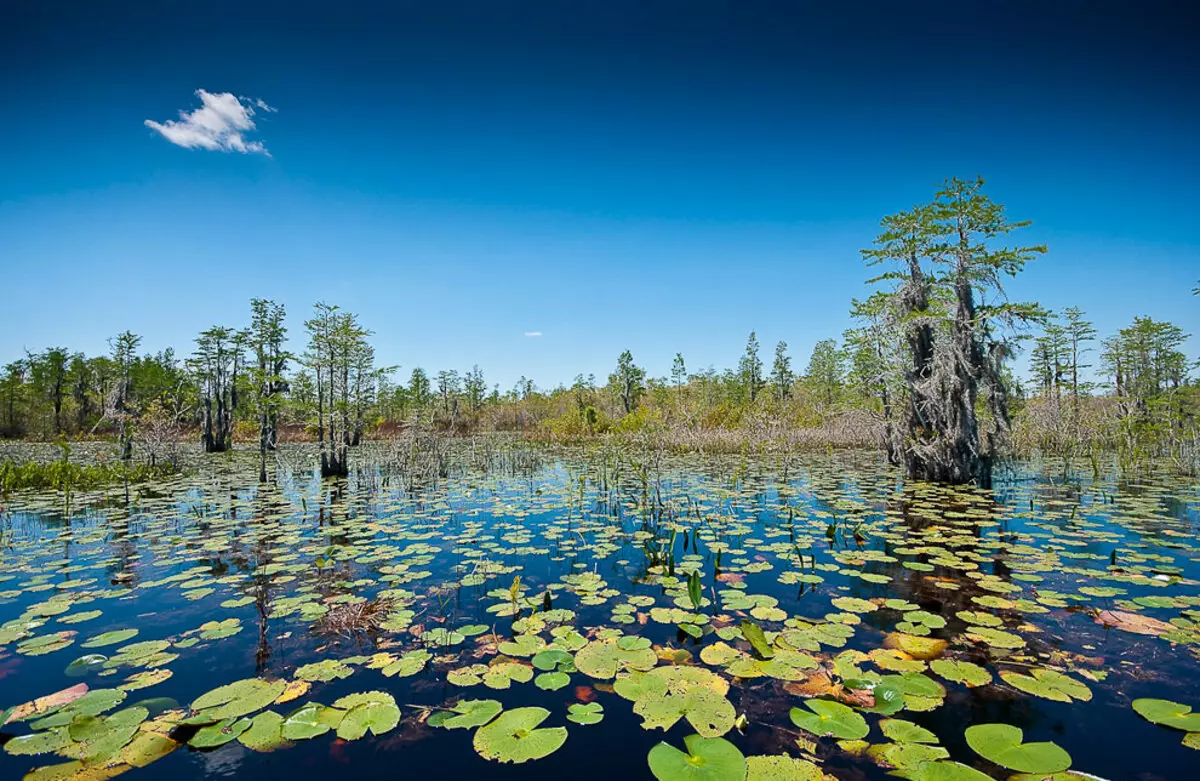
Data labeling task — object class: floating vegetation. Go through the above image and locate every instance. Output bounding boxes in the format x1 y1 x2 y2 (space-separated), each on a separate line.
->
0 444 1198 780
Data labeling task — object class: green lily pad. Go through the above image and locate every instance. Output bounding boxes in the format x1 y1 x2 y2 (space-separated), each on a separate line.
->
567 702 604 725
238 711 288 752
435 699 503 730
81 629 138 648
535 671 571 691
789 699 869 740
616 666 736 738
190 678 287 721
335 693 400 740
744 754 828 781
880 718 938 744
120 730 178 767
4 727 71 755
648 735 747 781
929 659 992 688
281 703 343 741
532 648 574 671
574 639 658 679
965 723 1071 774
894 761 994 780
295 659 354 682
189 717 252 748
1132 698 1200 732
472 707 568 763
1000 669 1091 703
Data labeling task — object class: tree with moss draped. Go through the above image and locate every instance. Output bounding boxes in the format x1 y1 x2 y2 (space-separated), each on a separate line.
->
862 177 1045 485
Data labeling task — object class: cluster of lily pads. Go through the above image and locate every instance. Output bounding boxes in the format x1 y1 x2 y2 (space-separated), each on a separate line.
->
1 445 1198 781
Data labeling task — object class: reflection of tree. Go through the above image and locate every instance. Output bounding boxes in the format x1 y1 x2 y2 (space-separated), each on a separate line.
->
106 508 139 588
251 482 287 674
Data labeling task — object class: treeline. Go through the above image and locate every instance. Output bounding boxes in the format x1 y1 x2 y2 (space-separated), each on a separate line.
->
2 180 1196 480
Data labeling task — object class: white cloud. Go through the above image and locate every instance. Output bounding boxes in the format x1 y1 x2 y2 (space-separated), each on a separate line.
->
524 331 543 338
145 90 272 155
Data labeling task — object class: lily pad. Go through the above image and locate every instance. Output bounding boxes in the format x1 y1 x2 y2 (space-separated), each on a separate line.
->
472 706 568 764
238 711 288 752
789 699 869 740
965 723 1071 774
567 702 604 725
574 639 658 679
648 735 747 781
1000 669 1091 703
1131 698 1200 732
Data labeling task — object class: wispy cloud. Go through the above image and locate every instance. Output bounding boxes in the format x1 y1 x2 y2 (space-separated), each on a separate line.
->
145 90 273 155
524 331 543 338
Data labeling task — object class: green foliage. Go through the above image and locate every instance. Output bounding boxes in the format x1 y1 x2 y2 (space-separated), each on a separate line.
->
0 456 178 496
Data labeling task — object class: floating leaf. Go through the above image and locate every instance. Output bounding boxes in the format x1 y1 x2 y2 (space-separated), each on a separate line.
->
616 666 736 738
189 717 252 748
4 727 71 755
4 683 89 724
574 639 658 679
295 659 354 682
436 699 503 730
648 735 747 781
789 700 869 740
1000 669 1091 703
190 678 287 721
238 711 288 752
281 703 340 741
1132 698 1200 732
880 718 938 744
535 671 571 691
965 723 1071 774
472 707 568 763
81 629 138 649
929 659 992 688
745 754 830 781
567 702 604 725
1096 610 1173 636
335 693 400 740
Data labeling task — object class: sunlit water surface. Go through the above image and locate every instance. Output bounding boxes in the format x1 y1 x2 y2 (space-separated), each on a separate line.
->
1 445 1198 781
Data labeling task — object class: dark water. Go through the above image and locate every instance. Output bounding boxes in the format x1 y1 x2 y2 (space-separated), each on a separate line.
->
1 446 1198 780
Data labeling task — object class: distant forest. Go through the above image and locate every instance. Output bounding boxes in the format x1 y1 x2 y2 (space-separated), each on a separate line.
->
3 180 1197 481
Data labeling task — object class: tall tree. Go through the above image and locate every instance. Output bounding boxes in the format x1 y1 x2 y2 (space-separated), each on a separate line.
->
192 326 242 454
0 361 27 437
1062 306 1096 419
27 347 71 435
738 331 764 402
609 350 646 414
1031 316 1068 398
845 292 898 461
303 303 374 477
805 339 843 406
408 367 431 409
247 299 288 481
862 177 1044 485
769 341 793 402
110 331 142 459
671 353 687 389
436 369 461 413
464 365 487 412
69 354 94 432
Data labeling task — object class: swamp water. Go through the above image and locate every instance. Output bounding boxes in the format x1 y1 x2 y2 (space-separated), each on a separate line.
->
1 445 1198 781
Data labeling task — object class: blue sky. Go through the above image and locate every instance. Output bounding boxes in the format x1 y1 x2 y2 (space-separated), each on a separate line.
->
2 1 1198 390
